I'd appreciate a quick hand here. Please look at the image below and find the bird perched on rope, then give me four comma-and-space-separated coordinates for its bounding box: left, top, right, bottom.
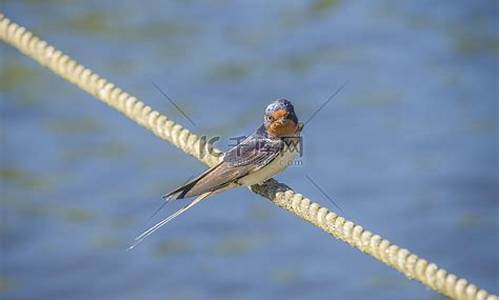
130, 99, 303, 248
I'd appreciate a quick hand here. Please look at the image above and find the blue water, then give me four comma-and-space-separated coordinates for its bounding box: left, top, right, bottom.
1, 1, 498, 299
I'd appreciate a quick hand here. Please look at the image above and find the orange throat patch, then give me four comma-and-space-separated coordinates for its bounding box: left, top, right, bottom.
267, 120, 298, 138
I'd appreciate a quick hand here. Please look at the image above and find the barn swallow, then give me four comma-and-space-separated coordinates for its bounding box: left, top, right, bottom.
131, 99, 303, 248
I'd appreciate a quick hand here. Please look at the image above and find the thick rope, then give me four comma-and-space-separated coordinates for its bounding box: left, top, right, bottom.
0, 13, 496, 300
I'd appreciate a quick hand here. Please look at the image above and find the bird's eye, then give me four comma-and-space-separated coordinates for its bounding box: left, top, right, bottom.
266, 115, 273, 122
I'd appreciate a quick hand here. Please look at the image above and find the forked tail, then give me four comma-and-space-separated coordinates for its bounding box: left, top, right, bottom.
128, 191, 214, 250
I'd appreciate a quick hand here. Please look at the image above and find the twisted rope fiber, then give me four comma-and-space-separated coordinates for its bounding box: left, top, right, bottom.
0, 14, 496, 300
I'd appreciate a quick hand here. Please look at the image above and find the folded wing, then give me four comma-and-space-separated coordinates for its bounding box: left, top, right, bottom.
164, 134, 283, 200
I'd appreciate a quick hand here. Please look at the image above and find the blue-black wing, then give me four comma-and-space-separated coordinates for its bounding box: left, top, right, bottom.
223, 134, 283, 167
163, 133, 283, 199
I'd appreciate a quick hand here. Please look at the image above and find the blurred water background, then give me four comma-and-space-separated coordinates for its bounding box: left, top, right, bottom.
1, 1, 498, 299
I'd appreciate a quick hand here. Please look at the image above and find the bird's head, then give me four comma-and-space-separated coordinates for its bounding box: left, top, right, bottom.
264, 99, 302, 138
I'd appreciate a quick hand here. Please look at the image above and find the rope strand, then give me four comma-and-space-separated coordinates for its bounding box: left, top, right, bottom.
0, 13, 496, 300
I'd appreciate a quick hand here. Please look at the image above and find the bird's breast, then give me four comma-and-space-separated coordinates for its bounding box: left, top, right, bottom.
237, 147, 297, 186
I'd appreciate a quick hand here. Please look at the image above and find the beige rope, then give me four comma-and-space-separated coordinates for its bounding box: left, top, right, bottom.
0, 13, 496, 300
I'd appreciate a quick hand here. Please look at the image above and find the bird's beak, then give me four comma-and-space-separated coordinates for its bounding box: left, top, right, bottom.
272, 109, 288, 121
